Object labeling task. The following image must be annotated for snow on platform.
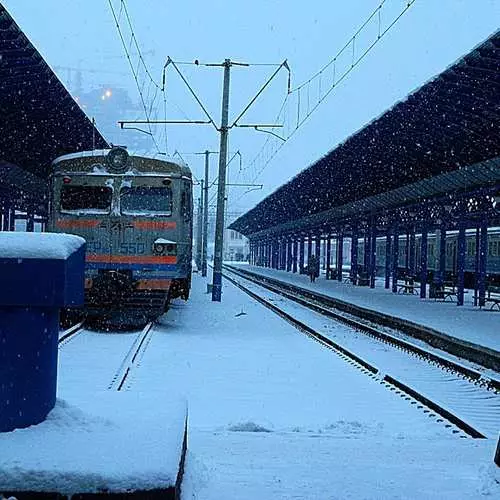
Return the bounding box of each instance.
[132,274,497,498]
[8,272,496,498]
[234,264,500,354]
[0,393,186,494]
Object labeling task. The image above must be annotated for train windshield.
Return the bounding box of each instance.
[60,185,112,213]
[120,186,172,215]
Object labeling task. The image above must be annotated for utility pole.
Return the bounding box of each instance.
[178,149,242,279]
[196,181,204,271]
[202,150,210,277]
[212,59,231,302]
[118,57,289,302]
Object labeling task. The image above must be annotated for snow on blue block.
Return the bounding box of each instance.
[0,232,86,307]
[0,394,188,497]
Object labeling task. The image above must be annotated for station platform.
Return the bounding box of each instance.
[230,263,500,355]
[1,273,498,498]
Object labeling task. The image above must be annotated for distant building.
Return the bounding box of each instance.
[224,228,249,262]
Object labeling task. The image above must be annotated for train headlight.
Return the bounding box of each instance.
[153,239,177,256]
[153,243,166,255]
[107,147,129,173]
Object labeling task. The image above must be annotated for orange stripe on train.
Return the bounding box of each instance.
[132,221,176,230]
[56,219,101,229]
[85,278,171,290]
[136,279,171,290]
[86,254,177,264]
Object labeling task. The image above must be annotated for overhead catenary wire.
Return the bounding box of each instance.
[107,0,161,153]
[232,0,418,203]
[108,0,195,155]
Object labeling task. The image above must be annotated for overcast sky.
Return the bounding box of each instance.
[4,0,499,215]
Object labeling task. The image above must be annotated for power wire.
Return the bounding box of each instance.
[235,0,418,201]
[107,0,161,153]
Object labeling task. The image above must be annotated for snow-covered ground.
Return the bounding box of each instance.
[129,275,500,497]
[1,274,498,498]
[233,264,500,354]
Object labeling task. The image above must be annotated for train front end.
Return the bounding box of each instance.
[48,148,193,324]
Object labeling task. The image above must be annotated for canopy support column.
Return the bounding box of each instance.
[392,226,399,294]
[351,227,358,283]
[419,220,428,299]
[385,232,391,289]
[369,220,376,288]
[299,238,305,274]
[292,239,298,273]
[456,218,466,306]
[478,218,488,307]
[326,236,331,279]
[409,230,416,277]
[337,233,343,282]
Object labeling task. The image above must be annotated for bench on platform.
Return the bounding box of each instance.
[474,286,500,310]
[357,272,369,286]
[397,283,418,295]
[343,274,353,284]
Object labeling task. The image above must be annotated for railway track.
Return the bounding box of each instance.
[227,266,500,371]
[222,264,500,440]
[107,321,155,391]
[58,321,85,347]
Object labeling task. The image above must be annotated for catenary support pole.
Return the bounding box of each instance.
[201,151,210,277]
[196,183,203,270]
[212,60,231,301]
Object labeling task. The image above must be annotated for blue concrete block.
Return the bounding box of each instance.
[0,233,86,432]
[0,308,59,432]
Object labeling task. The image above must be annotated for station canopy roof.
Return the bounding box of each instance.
[0,3,108,210]
[231,29,500,237]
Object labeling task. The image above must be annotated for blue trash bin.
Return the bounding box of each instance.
[0,233,85,432]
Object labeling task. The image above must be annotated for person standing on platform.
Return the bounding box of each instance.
[308,254,317,283]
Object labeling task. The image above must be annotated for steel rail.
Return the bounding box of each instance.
[108,321,155,392]
[222,266,489,439]
[58,321,85,347]
[224,265,500,392]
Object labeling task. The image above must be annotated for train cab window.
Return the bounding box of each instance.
[120,186,172,215]
[60,185,112,213]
